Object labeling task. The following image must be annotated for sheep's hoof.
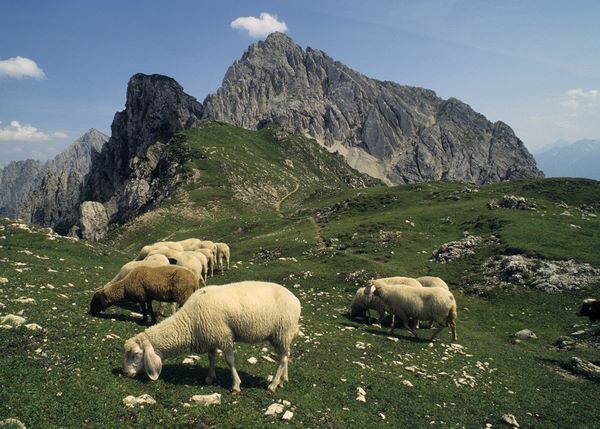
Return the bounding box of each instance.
[231,387,241,395]
[267,383,278,393]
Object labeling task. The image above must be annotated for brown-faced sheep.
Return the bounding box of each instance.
[90,265,197,324]
[123,281,301,393]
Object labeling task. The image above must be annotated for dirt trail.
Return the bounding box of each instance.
[275,182,300,218]
[308,216,327,250]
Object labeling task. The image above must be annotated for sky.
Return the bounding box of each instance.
[1,0,599,165]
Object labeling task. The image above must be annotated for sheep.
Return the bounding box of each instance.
[169,251,207,286]
[215,242,230,272]
[122,281,301,394]
[196,248,216,277]
[107,256,170,285]
[348,286,389,324]
[369,282,458,341]
[177,238,203,251]
[90,265,198,325]
[368,276,423,329]
[416,276,449,290]
[135,242,184,260]
[576,298,600,323]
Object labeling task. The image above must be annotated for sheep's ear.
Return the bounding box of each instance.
[143,341,162,381]
[372,286,380,296]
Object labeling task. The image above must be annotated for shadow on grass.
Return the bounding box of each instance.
[364,328,433,343]
[112,364,267,390]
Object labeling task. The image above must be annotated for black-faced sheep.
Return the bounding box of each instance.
[370,282,458,341]
[122,281,301,393]
[576,298,600,323]
[90,265,197,324]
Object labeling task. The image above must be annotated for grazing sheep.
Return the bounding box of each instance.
[349,286,389,323]
[90,265,197,324]
[122,281,301,393]
[170,251,207,286]
[177,238,203,251]
[369,276,423,329]
[216,242,230,272]
[416,276,449,290]
[370,282,458,341]
[577,299,600,323]
[196,248,216,277]
[107,257,170,285]
[135,242,184,260]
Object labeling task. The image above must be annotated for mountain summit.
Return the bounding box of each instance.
[204,32,543,184]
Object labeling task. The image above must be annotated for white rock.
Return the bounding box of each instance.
[262,355,276,363]
[247,357,258,364]
[356,394,366,402]
[379,413,386,420]
[265,403,285,416]
[122,394,156,408]
[190,393,221,406]
[0,277,8,283]
[25,323,44,332]
[282,411,294,421]
[13,297,36,304]
[129,312,143,319]
[501,413,519,427]
[182,358,196,365]
[357,387,366,396]
[1,314,26,327]
[514,329,537,340]
[0,418,27,429]
[386,336,399,342]
[402,380,414,387]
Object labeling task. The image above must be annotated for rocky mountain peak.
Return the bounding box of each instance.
[204,34,543,184]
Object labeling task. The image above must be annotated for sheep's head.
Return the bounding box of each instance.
[123,337,162,381]
[89,290,110,315]
[576,299,599,321]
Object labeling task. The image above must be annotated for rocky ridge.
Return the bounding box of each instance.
[203,32,543,185]
[0,159,44,217]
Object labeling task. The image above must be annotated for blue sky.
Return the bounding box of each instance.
[1,0,599,164]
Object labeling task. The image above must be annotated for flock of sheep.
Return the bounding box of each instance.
[88,238,461,393]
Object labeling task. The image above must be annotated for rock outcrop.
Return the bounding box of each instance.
[0,159,43,217]
[81,74,203,225]
[203,32,543,184]
[78,201,109,241]
[18,129,108,233]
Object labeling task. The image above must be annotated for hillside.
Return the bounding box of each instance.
[1,124,599,427]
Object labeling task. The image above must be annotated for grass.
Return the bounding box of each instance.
[1,123,600,428]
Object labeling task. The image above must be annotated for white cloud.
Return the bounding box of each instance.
[560,88,600,111]
[0,120,67,142]
[0,56,46,79]
[230,12,288,38]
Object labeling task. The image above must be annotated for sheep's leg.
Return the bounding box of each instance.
[391,312,408,335]
[223,349,241,394]
[430,324,446,341]
[147,300,157,325]
[226,256,229,270]
[140,302,149,324]
[205,349,217,384]
[268,349,289,392]
[449,320,458,342]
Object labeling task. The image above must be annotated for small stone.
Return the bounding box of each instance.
[122,394,156,408]
[402,380,414,387]
[24,323,44,332]
[357,387,366,396]
[501,413,519,427]
[247,357,258,364]
[514,329,537,340]
[265,403,285,416]
[190,393,221,406]
[0,277,8,283]
[1,314,26,327]
[281,411,294,421]
[356,394,366,402]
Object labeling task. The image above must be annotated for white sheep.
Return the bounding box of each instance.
[196,248,216,277]
[177,238,203,251]
[107,256,170,285]
[348,286,389,323]
[122,281,301,393]
[215,242,230,272]
[416,276,449,290]
[369,282,457,341]
[135,242,184,260]
[368,276,423,329]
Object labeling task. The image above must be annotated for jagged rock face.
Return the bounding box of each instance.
[79,201,109,241]
[19,129,108,233]
[0,159,44,217]
[82,74,203,223]
[203,32,543,184]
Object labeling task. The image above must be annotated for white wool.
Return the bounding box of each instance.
[108,258,169,285]
[416,276,449,290]
[215,242,230,272]
[123,281,301,393]
[135,242,183,260]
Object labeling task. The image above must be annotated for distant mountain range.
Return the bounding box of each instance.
[534,139,600,180]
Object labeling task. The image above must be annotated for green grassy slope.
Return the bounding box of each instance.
[1,123,600,428]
